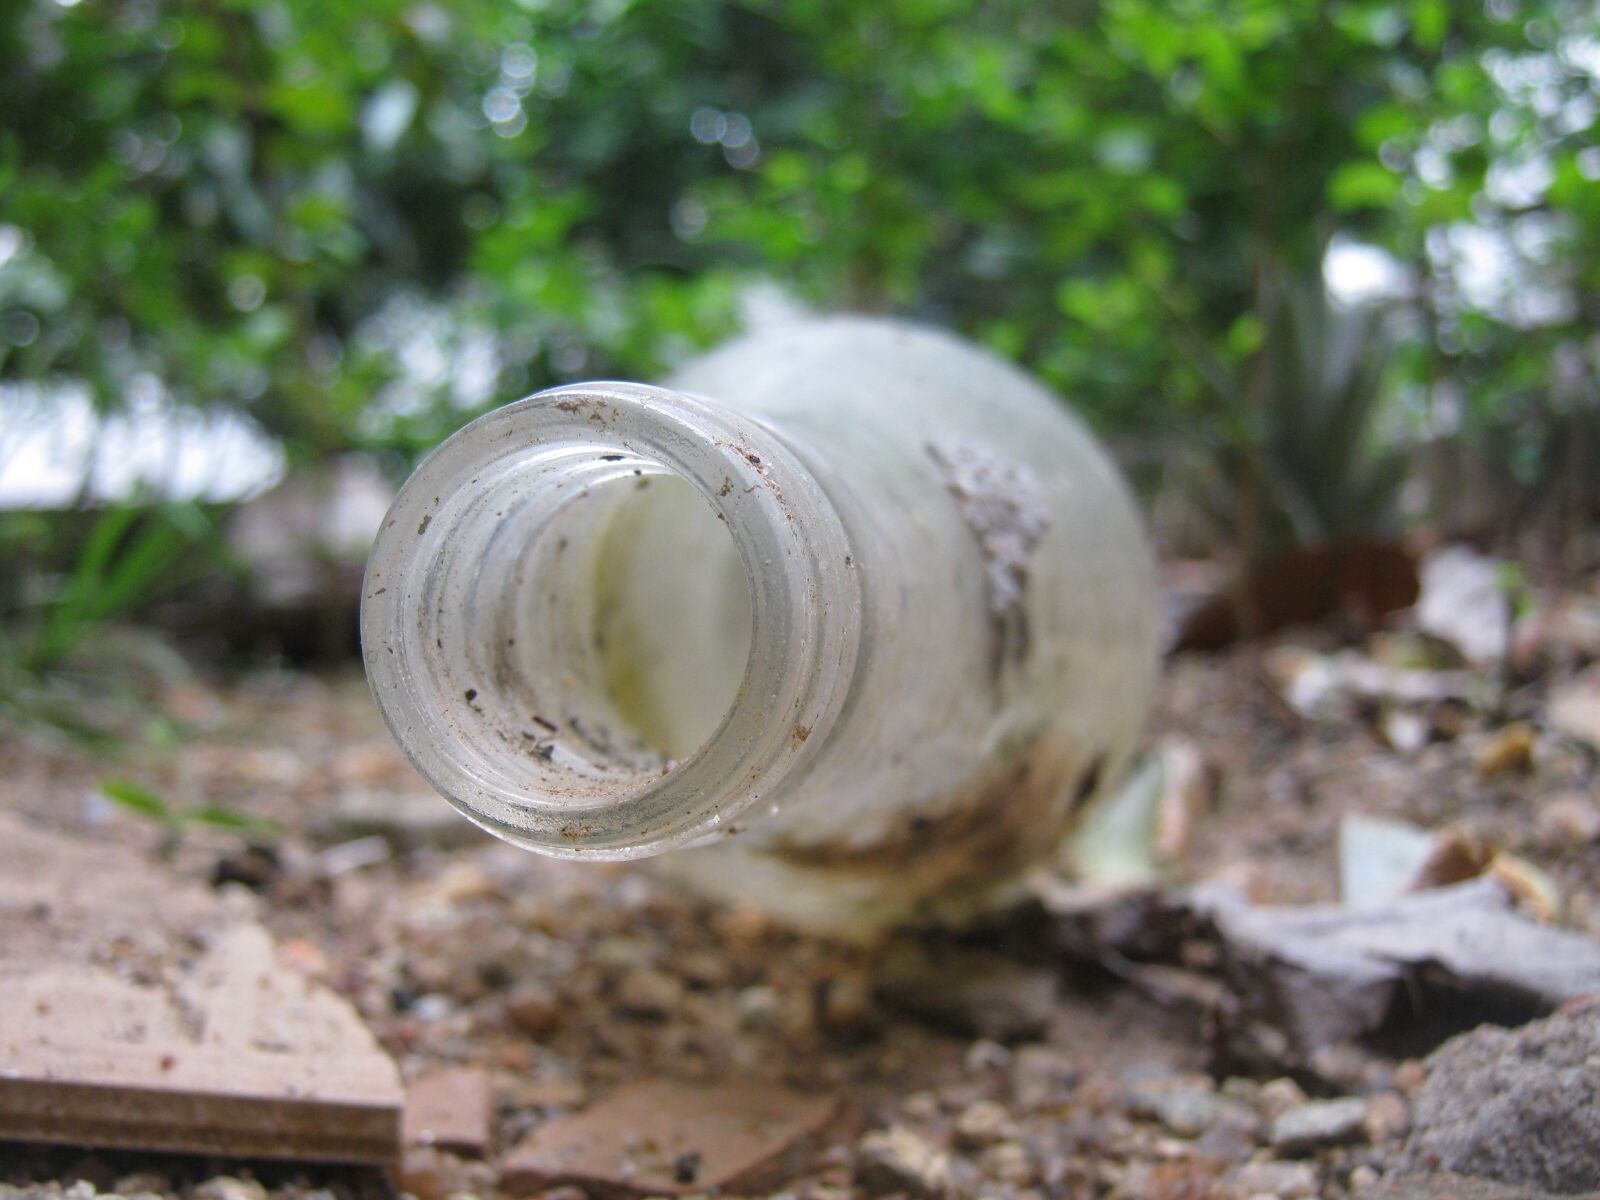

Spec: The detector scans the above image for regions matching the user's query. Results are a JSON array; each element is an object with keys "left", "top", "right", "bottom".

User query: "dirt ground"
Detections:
[{"left": 2, "top": 561, "right": 1598, "bottom": 1200}]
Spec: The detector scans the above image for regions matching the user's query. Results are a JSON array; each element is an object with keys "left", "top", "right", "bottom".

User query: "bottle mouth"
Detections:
[{"left": 361, "top": 381, "right": 862, "bottom": 859}]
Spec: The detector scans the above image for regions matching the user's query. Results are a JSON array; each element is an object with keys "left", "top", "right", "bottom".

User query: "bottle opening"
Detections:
[
  {"left": 362, "top": 382, "right": 860, "bottom": 858},
  {"left": 487, "top": 458, "right": 753, "bottom": 774},
  {"left": 404, "top": 445, "right": 755, "bottom": 797},
  {"left": 593, "top": 473, "right": 754, "bottom": 762}
]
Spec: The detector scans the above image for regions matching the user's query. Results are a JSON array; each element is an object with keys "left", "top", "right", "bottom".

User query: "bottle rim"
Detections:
[{"left": 361, "top": 380, "right": 862, "bottom": 859}]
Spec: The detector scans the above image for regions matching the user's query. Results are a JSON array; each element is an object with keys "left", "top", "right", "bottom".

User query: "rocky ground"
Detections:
[{"left": 2, "top": 548, "right": 1599, "bottom": 1199}]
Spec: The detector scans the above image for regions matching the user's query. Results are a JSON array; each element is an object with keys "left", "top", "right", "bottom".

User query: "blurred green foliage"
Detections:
[
  {"left": 1188, "top": 272, "right": 1411, "bottom": 553},
  {"left": 1, "top": 0, "right": 1596, "bottom": 492},
  {"left": 0, "top": 500, "right": 227, "bottom": 739},
  {"left": 17, "top": 500, "right": 218, "bottom": 670}
]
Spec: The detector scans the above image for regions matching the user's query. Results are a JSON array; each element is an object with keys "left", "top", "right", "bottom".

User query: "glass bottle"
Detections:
[{"left": 362, "top": 316, "right": 1158, "bottom": 935}]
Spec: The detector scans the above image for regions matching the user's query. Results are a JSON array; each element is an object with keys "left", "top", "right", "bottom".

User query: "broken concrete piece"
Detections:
[
  {"left": 1267, "top": 647, "right": 1478, "bottom": 720},
  {"left": 403, "top": 1067, "right": 493, "bottom": 1156},
  {"left": 1548, "top": 672, "right": 1600, "bottom": 750},
  {"left": 1353, "top": 1173, "right": 1573, "bottom": 1200},
  {"left": 0, "top": 813, "right": 401, "bottom": 1163},
  {"left": 1339, "top": 814, "right": 1438, "bottom": 906},
  {"left": 499, "top": 1078, "right": 847, "bottom": 1197},
  {"left": 1416, "top": 545, "right": 1510, "bottom": 666},
  {"left": 1069, "top": 752, "right": 1164, "bottom": 887},
  {"left": 1153, "top": 740, "right": 1215, "bottom": 864},
  {"left": 1190, "top": 877, "right": 1600, "bottom": 1050},
  {"left": 1340, "top": 815, "right": 1561, "bottom": 920},
  {"left": 1397, "top": 1009, "right": 1600, "bottom": 1194}
]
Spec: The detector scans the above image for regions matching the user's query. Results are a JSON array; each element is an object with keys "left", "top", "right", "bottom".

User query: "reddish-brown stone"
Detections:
[
  {"left": 500, "top": 1078, "right": 847, "bottom": 1197},
  {"left": 403, "top": 1066, "right": 494, "bottom": 1157}
]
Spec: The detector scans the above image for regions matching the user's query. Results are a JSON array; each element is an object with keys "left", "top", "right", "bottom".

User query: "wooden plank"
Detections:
[{"left": 0, "top": 814, "right": 401, "bottom": 1163}]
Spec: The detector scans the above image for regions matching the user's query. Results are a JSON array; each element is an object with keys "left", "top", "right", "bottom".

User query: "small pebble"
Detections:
[
  {"left": 62, "top": 1160, "right": 115, "bottom": 1195},
  {"left": 1220, "top": 1076, "right": 1261, "bottom": 1103},
  {"left": 857, "top": 1126, "right": 955, "bottom": 1199},
  {"left": 901, "top": 1090, "right": 942, "bottom": 1121},
  {"left": 1256, "top": 1077, "right": 1307, "bottom": 1119},
  {"left": 431, "top": 860, "right": 499, "bottom": 905},
  {"left": 821, "top": 970, "right": 876, "bottom": 1032},
  {"left": 1128, "top": 1084, "right": 1230, "bottom": 1138},
  {"left": 674, "top": 948, "right": 732, "bottom": 987},
  {"left": 1384, "top": 709, "right": 1430, "bottom": 756},
  {"left": 776, "top": 986, "right": 817, "bottom": 1037},
  {"left": 1194, "top": 1120, "right": 1260, "bottom": 1162},
  {"left": 1476, "top": 721, "right": 1536, "bottom": 775},
  {"left": 1268, "top": 1097, "right": 1369, "bottom": 1154},
  {"left": 735, "top": 984, "right": 785, "bottom": 1031},
  {"left": 1306, "top": 1041, "right": 1386, "bottom": 1091},
  {"left": 1536, "top": 793, "right": 1600, "bottom": 846},
  {"left": 114, "top": 1177, "right": 169, "bottom": 1197},
  {"left": 963, "top": 1039, "right": 1010, "bottom": 1073},
  {"left": 1219, "top": 1159, "right": 1319, "bottom": 1199},
  {"left": 614, "top": 966, "right": 684, "bottom": 1016},
  {"left": 1008, "top": 1045, "right": 1077, "bottom": 1110},
  {"left": 396, "top": 1147, "right": 470, "bottom": 1200},
  {"left": 954, "top": 1099, "right": 1018, "bottom": 1148},
  {"left": 978, "top": 1140, "right": 1035, "bottom": 1187},
  {"left": 411, "top": 993, "right": 454, "bottom": 1021},
  {"left": 505, "top": 982, "right": 562, "bottom": 1036},
  {"left": 192, "top": 1180, "right": 267, "bottom": 1200},
  {"left": 1363, "top": 1090, "right": 1409, "bottom": 1143},
  {"left": 1392, "top": 1059, "right": 1428, "bottom": 1094}
]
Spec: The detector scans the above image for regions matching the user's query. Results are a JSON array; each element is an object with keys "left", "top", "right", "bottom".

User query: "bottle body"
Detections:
[{"left": 362, "top": 316, "right": 1158, "bottom": 935}]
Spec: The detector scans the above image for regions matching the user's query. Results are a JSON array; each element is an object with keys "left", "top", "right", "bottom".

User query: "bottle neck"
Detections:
[{"left": 362, "top": 381, "right": 861, "bottom": 859}]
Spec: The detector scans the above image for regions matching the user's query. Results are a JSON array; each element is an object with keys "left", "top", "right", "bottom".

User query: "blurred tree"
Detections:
[
  {"left": 698, "top": 0, "right": 1596, "bottom": 551},
  {"left": 1, "top": 0, "right": 1595, "bottom": 546},
  {"left": 0, "top": 0, "right": 768, "bottom": 463}
]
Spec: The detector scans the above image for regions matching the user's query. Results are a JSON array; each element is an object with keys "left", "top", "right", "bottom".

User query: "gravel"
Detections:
[{"left": 1268, "top": 1096, "right": 1371, "bottom": 1154}]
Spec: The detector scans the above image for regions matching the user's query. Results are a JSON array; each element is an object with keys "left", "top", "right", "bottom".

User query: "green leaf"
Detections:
[
  {"left": 1225, "top": 313, "right": 1264, "bottom": 360},
  {"left": 100, "top": 778, "right": 173, "bottom": 822},
  {"left": 1329, "top": 160, "right": 1401, "bottom": 211},
  {"left": 1355, "top": 101, "right": 1417, "bottom": 151},
  {"left": 184, "top": 806, "right": 277, "bottom": 834},
  {"left": 264, "top": 78, "right": 356, "bottom": 137},
  {"left": 1410, "top": 0, "right": 1448, "bottom": 49},
  {"left": 27, "top": 506, "right": 139, "bottom": 670}
]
